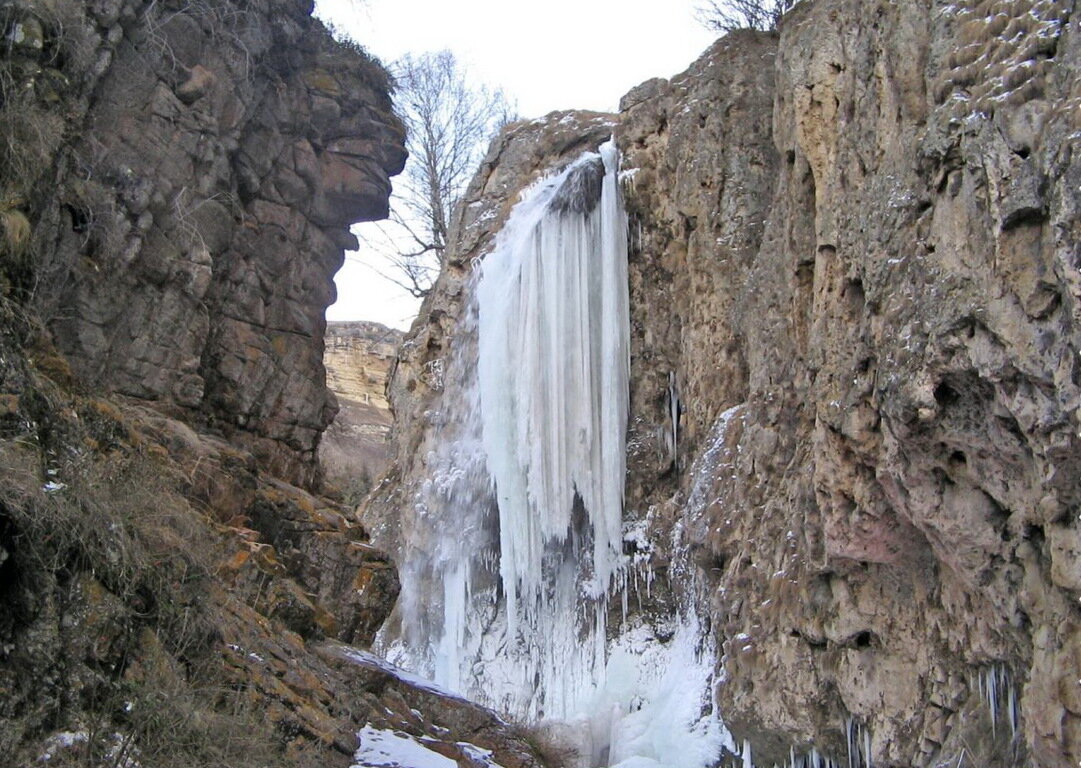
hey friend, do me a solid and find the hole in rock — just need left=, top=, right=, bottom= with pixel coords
left=933, top=380, right=958, bottom=406
left=66, top=204, right=91, bottom=234
left=695, top=550, right=727, bottom=573
left=1022, top=524, right=1044, bottom=546
left=844, top=278, right=864, bottom=311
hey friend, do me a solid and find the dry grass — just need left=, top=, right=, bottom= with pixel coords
left=1, top=207, right=32, bottom=258
left=0, top=356, right=296, bottom=766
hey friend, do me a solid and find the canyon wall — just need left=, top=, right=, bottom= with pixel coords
left=320, top=320, right=402, bottom=497
left=4, top=0, right=405, bottom=487
left=0, top=2, right=547, bottom=765
left=379, top=1, right=1081, bottom=766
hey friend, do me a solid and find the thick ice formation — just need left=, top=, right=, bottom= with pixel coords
left=477, top=140, right=629, bottom=666
left=594, top=618, right=727, bottom=768
left=379, top=139, right=725, bottom=767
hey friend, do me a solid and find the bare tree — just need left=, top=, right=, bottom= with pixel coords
left=696, top=0, right=798, bottom=32
left=368, top=50, right=515, bottom=298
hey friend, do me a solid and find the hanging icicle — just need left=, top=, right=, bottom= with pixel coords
left=666, top=371, right=682, bottom=468
left=975, top=663, right=1020, bottom=740
left=478, top=140, right=630, bottom=633
left=381, top=136, right=727, bottom=768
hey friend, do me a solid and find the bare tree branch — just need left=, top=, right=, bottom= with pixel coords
left=368, top=50, right=516, bottom=298
left=696, top=0, right=798, bottom=32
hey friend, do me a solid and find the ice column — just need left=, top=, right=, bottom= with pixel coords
left=475, top=139, right=630, bottom=712
left=387, top=139, right=635, bottom=724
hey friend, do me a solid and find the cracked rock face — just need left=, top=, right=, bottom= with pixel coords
left=619, top=1, right=1081, bottom=765
left=378, top=1, right=1081, bottom=766
left=16, top=0, right=405, bottom=488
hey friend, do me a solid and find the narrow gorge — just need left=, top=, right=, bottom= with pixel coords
left=0, top=0, right=1078, bottom=767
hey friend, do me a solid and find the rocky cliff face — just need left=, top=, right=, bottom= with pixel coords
left=0, top=2, right=549, bottom=765
left=379, top=1, right=1081, bottom=766
left=320, top=320, right=403, bottom=498
left=4, top=0, right=406, bottom=487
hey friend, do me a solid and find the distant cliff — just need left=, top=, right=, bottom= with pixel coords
left=374, top=1, right=1081, bottom=766
left=321, top=320, right=403, bottom=499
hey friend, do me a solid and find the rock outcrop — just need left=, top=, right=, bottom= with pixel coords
left=320, top=320, right=403, bottom=500
left=3, top=0, right=405, bottom=487
left=619, top=2, right=1080, bottom=764
left=377, top=1, right=1081, bottom=766
left=0, top=1, right=549, bottom=765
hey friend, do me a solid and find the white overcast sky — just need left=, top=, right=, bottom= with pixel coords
left=318, top=0, right=719, bottom=330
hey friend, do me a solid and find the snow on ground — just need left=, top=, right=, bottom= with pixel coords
left=336, top=645, right=468, bottom=701
left=351, top=725, right=508, bottom=768
left=352, top=726, right=456, bottom=768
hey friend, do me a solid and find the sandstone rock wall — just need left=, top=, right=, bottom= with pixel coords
left=4, top=0, right=405, bottom=487
left=320, top=320, right=403, bottom=496
left=379, top=1, right=1081, bottom=766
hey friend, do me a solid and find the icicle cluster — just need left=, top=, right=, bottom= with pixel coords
left=478, top=140, right=630, bottom=629
left=385, top=139, right=632, bottom=721
left=976, top=663, right=1020, bottom=738
left=382, top=138, right=728, bottom=767
left=844, top=719, right=872, bottom=768
left=786, top=748, right=841, bottom=768
left=723, top=717, right=873, bottom=768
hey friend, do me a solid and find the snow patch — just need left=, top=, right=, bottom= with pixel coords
left=352, top=726, right=456, bottom=768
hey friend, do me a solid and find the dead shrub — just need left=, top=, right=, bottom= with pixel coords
left=511, top=721, right=582, bottom=768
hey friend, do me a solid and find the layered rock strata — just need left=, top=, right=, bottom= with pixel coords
left=320, top=320, right=403, bottom=498
left=377, top=1, right=1081, bottom=766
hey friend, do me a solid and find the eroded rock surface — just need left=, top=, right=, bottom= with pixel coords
left=6, top=0, right=405, bottom=487
left=621, top=1, right=1081, bottom=765
left=378, top=1, right=1081, bottom=766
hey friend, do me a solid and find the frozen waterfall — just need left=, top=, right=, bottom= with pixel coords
left=477, top=140, right=629, bottom=644
left=379, top=139, right=726, bottom=768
